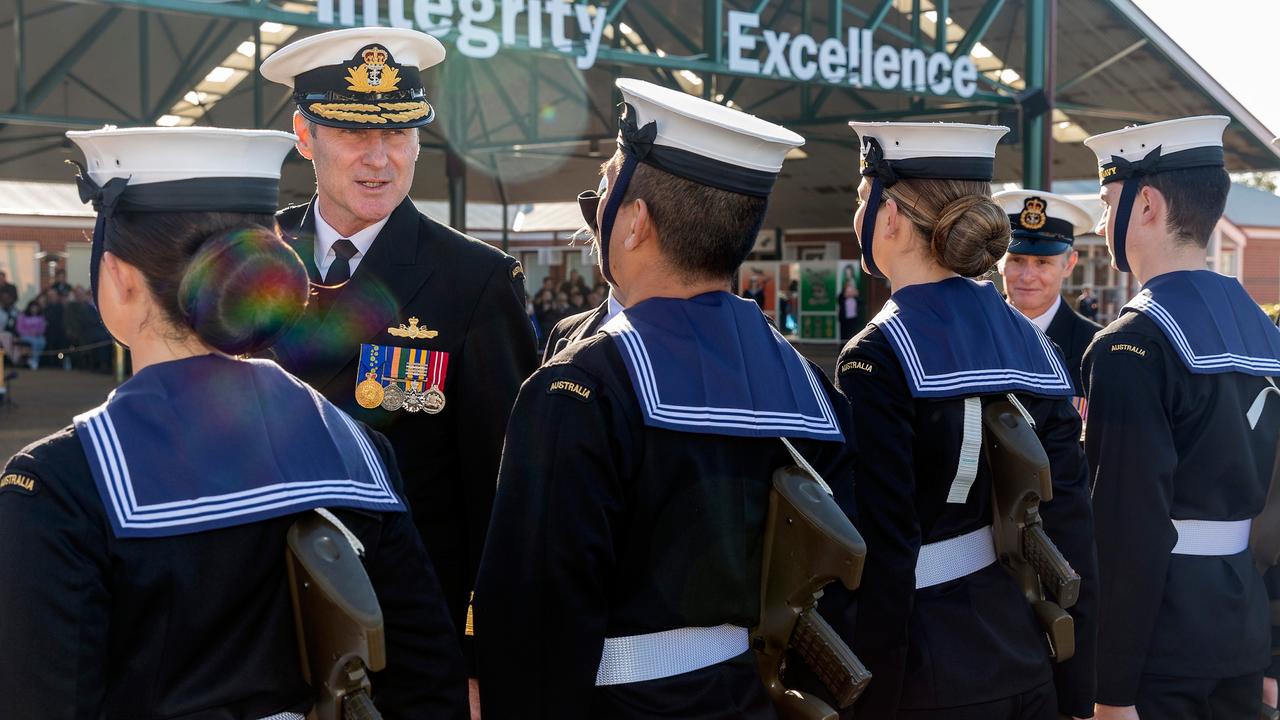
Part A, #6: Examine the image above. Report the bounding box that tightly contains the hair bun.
[178,227,309,355]
[930,194,1011,277]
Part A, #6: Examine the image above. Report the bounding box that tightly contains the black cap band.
[1099,144,1224,185]
[860,137,995,187]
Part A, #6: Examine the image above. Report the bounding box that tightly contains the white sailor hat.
[848,121,1009,186]
[64,126,297,304]
[994,190,1094,256]
[261,27,445,129]
[612,78,804,196]
[845,121,1008,278]
[1083,115,1228,185]
[66,126,296,190]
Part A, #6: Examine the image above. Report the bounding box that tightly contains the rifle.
[753,460,872,720]
[286,511,386,720]
[983,399,1082,662]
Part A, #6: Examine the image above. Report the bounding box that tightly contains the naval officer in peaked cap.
[835,121,1098,719]
[994,189,1101,402]
[474,78,858,719]
[1082,116,1280,719]
[259,27,538,696]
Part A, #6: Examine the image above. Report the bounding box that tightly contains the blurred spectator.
[586,289,603,310]
[839,283,861,340]
[560,269,588,298]
[65,286,111,372]
[1077,287,1099,322]
[743,276,766,310]
[0,292,16,360]
[16,300,46,370]
[569,290,585,313]
[41,288,69,369]
[0,269,16,305]
[50,268,72,298]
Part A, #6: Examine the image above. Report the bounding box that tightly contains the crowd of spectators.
[0,268,113,373]
[530,269,609,349]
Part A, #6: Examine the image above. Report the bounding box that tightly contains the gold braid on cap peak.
[309,101,432,125]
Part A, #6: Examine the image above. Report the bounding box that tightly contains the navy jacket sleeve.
[474,361,634,719]
[0,437,112,720]
[835,335,919,718]
[1083,332,1177,706]
[357,427,468,720]
[453,258,538,661]
[1030,395,1099,717]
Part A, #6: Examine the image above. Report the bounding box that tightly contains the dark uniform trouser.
[894,681,1056,720]
[1136,672,1263,719]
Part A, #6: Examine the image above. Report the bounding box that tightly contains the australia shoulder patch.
[0,471,38,496]
[839,358,875,375]
[547,377,594,402]
[1109,342,1148,358]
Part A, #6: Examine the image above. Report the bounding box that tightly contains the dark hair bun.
[930,194,1011,277]
[178,227,309,355]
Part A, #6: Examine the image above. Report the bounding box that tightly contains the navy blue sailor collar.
[601,291,844,442]
[74,354,404,539]
[1123,269,1280,376]
[871,276,1074,399]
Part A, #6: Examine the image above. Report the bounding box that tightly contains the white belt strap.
[915,526,997,589]
[1171,519,1252,556]
[1247,377,1280,429]
[595,624,750,686]
[258,713,305,720]
[946,398,983,504]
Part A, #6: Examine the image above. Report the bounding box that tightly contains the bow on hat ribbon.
[617,102,657,162]
[860,137,900,188]
[66,160,129,216]
[1107,145,1163,182]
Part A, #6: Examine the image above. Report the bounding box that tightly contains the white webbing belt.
[594,624,750,686]
[257,713,305,720]
[915,526,998,589]
[1171,519,1252,556]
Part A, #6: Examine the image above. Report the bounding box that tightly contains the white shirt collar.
[604,292,625,324]
[1023,294,1062,333]
[313,197,392,276]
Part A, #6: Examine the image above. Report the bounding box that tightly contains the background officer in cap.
[260,27,538,689]
[474,78,856,719]
[995,190,1101,398]
[1082,116,1280,719]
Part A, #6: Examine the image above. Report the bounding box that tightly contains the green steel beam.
[1022,0,1045,189]
[633,1,701,56]
[604,0,629,26]
[828,0,841,38]
[1056,39,1146,95]
[150,19,239,120]
[14,0,26,113]
[865,0,895,31]
[0,139,64,166]
[951,0,1005,59]
[0,3,72,31]
[560,57,612,131]
[477,61,533,139]
[67,72,139,121]
[841,1,913,45]
[19,8,124,112]
[935,0,948,52]
[139,12,149,118]
[0,111,126,128]
[786,102,1003,126]
[703,0,723,98]
[252,22,263,127]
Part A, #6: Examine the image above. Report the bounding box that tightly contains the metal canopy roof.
[1,0,1276,231]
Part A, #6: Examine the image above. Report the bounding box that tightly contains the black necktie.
[325,238,358,285]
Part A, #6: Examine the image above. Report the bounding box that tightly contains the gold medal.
[380,383,405,411]
[355,372,385,409]
[424,387,446,414]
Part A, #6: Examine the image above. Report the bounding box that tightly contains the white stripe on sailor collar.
[1126,291,1280,373]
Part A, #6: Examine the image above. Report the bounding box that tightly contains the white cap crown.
[66,126,298,186]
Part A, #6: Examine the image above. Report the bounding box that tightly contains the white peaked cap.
[261,27,445,88]
[1083,115,1228,165]
[848,121,1008,160]
[66,126,297,186]
[617,78,804,174]
[993,190,1095,235]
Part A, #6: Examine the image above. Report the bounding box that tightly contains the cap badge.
[1019,196,1047,231]
[346,45,400,94]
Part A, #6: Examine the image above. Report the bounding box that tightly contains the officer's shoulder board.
[509,260,525,282]
[0,471,38,496]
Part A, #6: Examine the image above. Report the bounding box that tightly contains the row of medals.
[356,374,445,414]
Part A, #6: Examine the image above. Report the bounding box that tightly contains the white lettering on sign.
[314,1,979,96]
